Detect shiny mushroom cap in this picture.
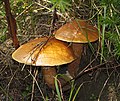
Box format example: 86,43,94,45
12,37,75,66
54,19,99,43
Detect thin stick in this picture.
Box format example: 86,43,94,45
30,68,38,101
97,71,114,101
3,0,19,49
28,69,46,101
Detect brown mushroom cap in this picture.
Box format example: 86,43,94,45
54,20,99,43
12,37,75,66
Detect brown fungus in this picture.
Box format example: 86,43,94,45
54,19,99,77
12,37,75,89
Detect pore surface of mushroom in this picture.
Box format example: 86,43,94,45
12,37,76,89
54,19,99,77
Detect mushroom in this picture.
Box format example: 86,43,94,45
12,37,75,89
54,19,99,77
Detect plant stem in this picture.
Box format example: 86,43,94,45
3,0,19,49
101,6,106,63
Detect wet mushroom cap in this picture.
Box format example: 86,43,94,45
12,37,75,66
54,20,99,43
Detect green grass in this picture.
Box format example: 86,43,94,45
100,6,107,63
49,0,72,12
54,74,83,101
90,0,120,61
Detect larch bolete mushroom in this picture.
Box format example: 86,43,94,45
54,19,99,77
12,37,75,89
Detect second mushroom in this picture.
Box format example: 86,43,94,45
54,19,99,77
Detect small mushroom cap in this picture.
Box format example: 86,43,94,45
12,37,75,66
54,20,99,43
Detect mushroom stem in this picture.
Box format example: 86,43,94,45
68,43,83,77
42,67,57,89
42,67,72,91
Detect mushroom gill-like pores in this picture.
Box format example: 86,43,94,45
12,37,75,89
54,19,99,77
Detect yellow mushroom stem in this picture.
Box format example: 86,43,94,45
68,43,83,77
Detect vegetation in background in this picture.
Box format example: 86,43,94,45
49,0,72,12
98,0,120,60
0,1,6,43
